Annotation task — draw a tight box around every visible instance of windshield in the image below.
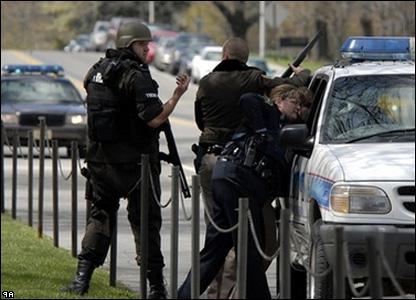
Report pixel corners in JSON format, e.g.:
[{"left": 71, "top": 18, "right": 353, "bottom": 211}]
[
  {"left": 203, "top": 51, "right": 222, "bottom": 61},
  {"left": 176, "top": 35, "right": 213, "bottom": 48},
  {"left": 1, "top": 78, "right": 82, "bottom": 104},
  {"left": 248, "top": 59, "right": 269, "bottom": 72},
  {"left": 322, "top": 75, "right": 415, "bottom": 143}
]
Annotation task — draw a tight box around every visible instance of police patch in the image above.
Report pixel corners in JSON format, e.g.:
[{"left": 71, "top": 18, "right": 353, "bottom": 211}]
[{"left": 145, "top": 93, "right": 158, "bottom": 98}]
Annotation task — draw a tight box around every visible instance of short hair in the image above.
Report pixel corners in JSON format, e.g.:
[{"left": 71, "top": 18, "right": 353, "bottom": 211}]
[{"left": 222, "top": 37, "right": 249, "bottom": 63}]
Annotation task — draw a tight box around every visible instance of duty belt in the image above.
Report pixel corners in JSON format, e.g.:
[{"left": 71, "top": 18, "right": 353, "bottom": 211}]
[
  {"left": 219, "top": 153, "right": 274, "bottom": 180},
  {"left": 201, "top": 144, "right": 224, "bottom": 155}
]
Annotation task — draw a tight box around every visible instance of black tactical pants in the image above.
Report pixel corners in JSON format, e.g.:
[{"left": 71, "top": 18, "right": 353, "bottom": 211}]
[{"left": 78, "top": 158, "right": 164, "bottom": 272}]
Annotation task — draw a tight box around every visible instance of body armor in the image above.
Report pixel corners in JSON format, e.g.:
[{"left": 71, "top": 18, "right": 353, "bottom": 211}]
[{"left": 85, "top": 58, "right": 141, "bottom": 143}]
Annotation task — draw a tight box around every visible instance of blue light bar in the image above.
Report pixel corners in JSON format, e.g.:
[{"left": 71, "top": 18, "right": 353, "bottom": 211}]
[
  {"left": 340, "top": 36, "right": 414, "bottom": 61},
  {"left": 1, "top": 64, "right": 65, "bottom": 76}
]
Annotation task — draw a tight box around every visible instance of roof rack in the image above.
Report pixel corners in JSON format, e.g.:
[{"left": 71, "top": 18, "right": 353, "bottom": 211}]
[{"left": 1, "top": 64, "right": 65, "bottom": 77}]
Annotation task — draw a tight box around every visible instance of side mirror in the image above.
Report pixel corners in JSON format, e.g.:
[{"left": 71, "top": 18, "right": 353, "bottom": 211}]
[{"left": 279, "top": 124, "right": 314, "bottom": 157}]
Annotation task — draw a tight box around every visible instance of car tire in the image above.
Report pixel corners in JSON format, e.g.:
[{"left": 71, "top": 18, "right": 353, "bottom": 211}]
[{"left": 307, "top": 220, "right": 333, "bottom": 299}]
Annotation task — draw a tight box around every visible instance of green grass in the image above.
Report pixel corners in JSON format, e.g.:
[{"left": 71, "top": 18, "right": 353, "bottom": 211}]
[
  {"left": 268, "top": 56, "right": 331, "bottom": 73},
  {"left": 1, "top": 213, "right": 138, "bottom": 299},
  {"left": 264, "top": 52, "right": 332, "bottom": 73}
]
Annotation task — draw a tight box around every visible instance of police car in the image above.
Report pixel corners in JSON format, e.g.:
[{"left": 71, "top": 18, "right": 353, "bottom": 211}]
[
  {"left": 280, "top": 37, "right": 415, "bottom": 298},
  {"left": 1, "top": 64, "right": 87, "bottom": 156}
]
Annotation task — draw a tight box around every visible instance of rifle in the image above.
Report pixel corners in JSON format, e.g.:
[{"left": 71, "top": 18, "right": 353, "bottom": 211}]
[
  {"left": 280, "top": 31, "right": 322, "bottom": 78},
  {"left": 160, "top": 120, "right": 191, "bottom": 198}
]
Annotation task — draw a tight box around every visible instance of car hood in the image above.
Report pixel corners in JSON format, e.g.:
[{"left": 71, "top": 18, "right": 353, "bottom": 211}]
[
  {"left": 200, "top": 60, "right": 220, "bottom": 70},
  {"left": 327, "top": 143, "right": 415, "bottom": 181},
  {"left": 2, "top": 102, "right": 86, "bottom": 115}
]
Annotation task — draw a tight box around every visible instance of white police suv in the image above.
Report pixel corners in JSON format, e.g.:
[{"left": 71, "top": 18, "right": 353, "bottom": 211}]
[{"left": 280, "top": 37, "right": 415, "bottom": 298}]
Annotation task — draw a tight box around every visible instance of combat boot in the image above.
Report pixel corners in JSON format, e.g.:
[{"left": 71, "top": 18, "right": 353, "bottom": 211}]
[
  {"left": 61, "top": 259, "right": 95, "bottom": 295},
  {"left": 147, "top": 269, "right": 168, "bottom": 299}
]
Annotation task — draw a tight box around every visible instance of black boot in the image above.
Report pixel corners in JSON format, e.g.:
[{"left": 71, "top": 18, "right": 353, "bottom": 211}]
[
  {"left": 147, "top": 269, "right": 168, "bottom": 299},
  {"left": 61, "top": 259, "right": 95, "bottom": 295}
]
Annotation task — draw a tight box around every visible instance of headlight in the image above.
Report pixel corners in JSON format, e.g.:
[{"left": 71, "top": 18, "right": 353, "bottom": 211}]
[
  {"left": 1, "top": 113, "right": 19, "bottom": 124},
  {"left": 66, "top": 114, "right": 87, "bottom": 125},
  {"left": 163, "top": 53, "right": 172, "bottom": 63},
  {"left": 330, "top": 185, "right": 391, "bottom": 214}
]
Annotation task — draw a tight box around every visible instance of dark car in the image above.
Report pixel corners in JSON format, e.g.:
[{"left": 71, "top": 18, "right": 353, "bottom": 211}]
[
  {"left": 247, "top": 57, "right": 276, "bottom": 77},
  {"left": 147, "top": 29, "right": 178, "bottom": 64},
  {"left": 177, "top": 46, "right": 201, "bottom": 77},
  {"left": 64, "top": 34, "right": 92, "bottom": 52},
  {"left": 152, "top": 36, "right": 177, "bottom": 71},
  {"left": 1, "top": 64, "right": 87, "bottom": 156},
  {"left": 165, "top": 33, "right": 215, "bottom": 75}
]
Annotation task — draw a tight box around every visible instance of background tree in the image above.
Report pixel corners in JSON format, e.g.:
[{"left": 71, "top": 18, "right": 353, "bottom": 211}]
[
  {"left": 211, "top": 1, "right": 259, "bottom": 39},
  {"left": 180, "top": 2, "right": 229, "bottom": 44},
  {"left": 1, "top": 1, "right": 414, "bottom": 55},
  {"left": 277, "top": 1, "right": 415, "bottom": 60}
]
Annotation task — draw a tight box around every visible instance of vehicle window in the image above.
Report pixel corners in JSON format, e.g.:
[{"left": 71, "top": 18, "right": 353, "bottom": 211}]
[
  {"left": 322, "top": 75, "right": 415, "bottom": 143},
  {"left": 308, "top": 77, "right": 328, "bottom": 135},
  {"left": 203, "top": 51, "right": 222, "bottom": 61},
  {"left": 97, "top": 25, "right": 107, "bottom": 32},
  {"left": 247, "top": 60, "right": 269, "bottom": 72},
  {"left": 1, "top": 79, "right": 82, "bottom": 104}
]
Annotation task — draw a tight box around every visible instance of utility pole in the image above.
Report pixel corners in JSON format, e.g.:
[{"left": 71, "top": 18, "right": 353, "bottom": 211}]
[
  {"left": 149, "top": 1, "right": 155, "bottom": 24},
  {"left": 259, "top": 1, "right": 266, "bottom": 59}
]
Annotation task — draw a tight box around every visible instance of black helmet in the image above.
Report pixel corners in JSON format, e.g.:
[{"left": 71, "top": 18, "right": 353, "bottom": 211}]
[{"left": 116, "top": 21, "right": 152, "bottom": 48}]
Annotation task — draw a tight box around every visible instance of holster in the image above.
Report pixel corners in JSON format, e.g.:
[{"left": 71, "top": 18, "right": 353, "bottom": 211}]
[
  {"left": 81, "top": 167, "right": 93, "bottom": 202},
  {"left": 192, "top": 143, "right": 204, "bottom": 173}
]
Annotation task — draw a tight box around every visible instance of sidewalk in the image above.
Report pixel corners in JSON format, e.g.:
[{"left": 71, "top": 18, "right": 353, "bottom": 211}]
[{"left": 1, "top": 155, "right": 278, "bottom": 298}]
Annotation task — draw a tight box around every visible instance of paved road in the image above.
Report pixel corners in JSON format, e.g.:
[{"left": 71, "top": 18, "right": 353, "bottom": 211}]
[{"left": 1, "top": 50, "right": 279, "bottom": 298}]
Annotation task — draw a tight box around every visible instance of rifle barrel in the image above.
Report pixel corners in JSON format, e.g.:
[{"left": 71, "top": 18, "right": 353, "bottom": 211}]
[
  {"left": 162, "top": 121, "right": 191, "bottom": 199},
  {"left": 280, "top": 31, "right": 321, "bottom": 78}
]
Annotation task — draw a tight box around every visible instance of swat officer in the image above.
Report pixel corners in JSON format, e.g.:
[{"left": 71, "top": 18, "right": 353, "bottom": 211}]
[
  {"left": 61, "top": 21, "right": 190, "bottom": 298},
  {"left": 179, "top": 86, "right": 303, "bottom": 299},
  {"left": 193, "top": 37, "right": 310, "bottom": 298}
]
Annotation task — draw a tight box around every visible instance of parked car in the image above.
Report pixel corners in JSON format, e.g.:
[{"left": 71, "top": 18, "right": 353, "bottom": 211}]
[
  {"left": 1, "top": 64, "right": 87, "bottom": 157},
  {"left": 152, "top": 36, "right": 177, "bottom": 71},
  {"left": 64, "top": 34, "right": 92, "bottom": 52},
  {"left": 191, "top": 46, "right": 223, "bottom": 83},
  {"left": 279, "top": 36, "right": 415, "bottom": 298},
  {"left": 147, "top": 29, "right": 178, "bottom": 64},
  {"left": 165, "top": 33, "right": 215, "bottom": 75},
  {"left": 247, "top": 57, "right": 276, "bottom": 77},
  {"left": 177, "top": 45, "right": 203, "bottom": 77},
  {"left": 90, "top": 20, "right": 110, "bottom": 52}
]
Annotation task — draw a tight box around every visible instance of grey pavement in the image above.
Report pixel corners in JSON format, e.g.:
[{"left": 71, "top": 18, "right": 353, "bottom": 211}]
[
  {"left": 2, "top": 151, "right": 278, "bottom": 299},
  {"left": 1, "top": 50, "right": 280, "bottom": 298}
]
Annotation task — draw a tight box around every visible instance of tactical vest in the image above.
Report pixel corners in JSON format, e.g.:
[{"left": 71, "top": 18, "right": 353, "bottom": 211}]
[{"left": 85, "top": 58, "right": 141, "bottom": 144}]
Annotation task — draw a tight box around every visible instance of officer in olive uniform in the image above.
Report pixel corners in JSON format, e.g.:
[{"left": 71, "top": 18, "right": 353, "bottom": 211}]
[
  {"left": 180, "top": 87, "right": 303, "bottom": 299},
  {"left": 61, "top": 22, "right": 190, "bottom": 298},
  {"left": 193, "top": 37, "right": 310, "bottom": 298}
]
